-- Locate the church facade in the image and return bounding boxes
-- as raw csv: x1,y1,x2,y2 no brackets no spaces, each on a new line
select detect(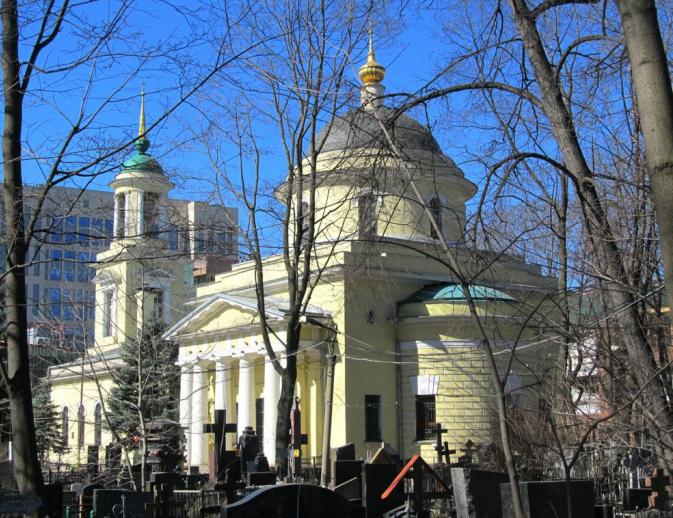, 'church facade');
163,38,558,475
48,38,557,475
